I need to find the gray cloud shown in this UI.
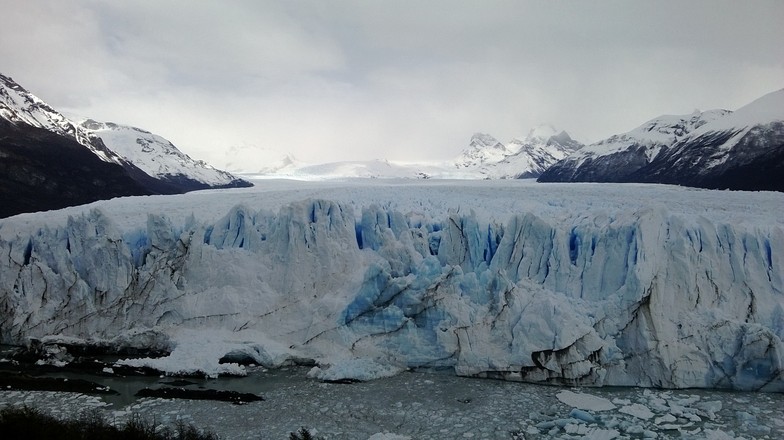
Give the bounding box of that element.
[2,0,782,167]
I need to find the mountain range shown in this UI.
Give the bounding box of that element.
[257,125,583,180]
[0,73,250,218]
[2,70,782,217]
[454,125,583,179]
[258,90,782,191]
[539,89,784,191]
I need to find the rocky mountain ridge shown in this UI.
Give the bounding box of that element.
[539,89,784,191]
[0,73,251,217]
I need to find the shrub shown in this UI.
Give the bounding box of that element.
[289,427,324,440]
[0,406,219,440]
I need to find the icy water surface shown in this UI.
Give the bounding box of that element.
[1,367,783,439]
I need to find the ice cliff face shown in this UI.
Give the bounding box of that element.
[1,190,782,391]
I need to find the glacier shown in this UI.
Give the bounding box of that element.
[0,180,782,391]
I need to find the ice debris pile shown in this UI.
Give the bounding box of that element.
[0,184,782,390]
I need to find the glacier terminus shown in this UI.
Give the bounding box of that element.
[0,179,782,392]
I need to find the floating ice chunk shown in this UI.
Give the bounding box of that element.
[115,330,247,378]
[569,408,597,423]
[695,400,723,420]
[565,423,589,434]
[618,403,654,420]
[701,430,741,440]
[535,420,556,430]
[735,411,756,423]
[625,424,645,434]
[582,427,620,440]
[367,434,411,440]
[654,414,677,424]
[556,390,616,411]
[308,358,405,382]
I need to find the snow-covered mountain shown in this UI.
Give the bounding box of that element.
[1,74,152,217]
[538,110,730,183]
[251,126,582,180]
[633,88,784,191]
[79,119,248,190]
[539,88,784,191]
[454,133,513,169]
[1,180,781,391]
[0,73,250,217]
[0,73,127,164]
[454,126,583,178]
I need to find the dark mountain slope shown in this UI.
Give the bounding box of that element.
[0,118,151,218]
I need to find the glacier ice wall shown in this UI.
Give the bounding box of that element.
[1,199,782,391]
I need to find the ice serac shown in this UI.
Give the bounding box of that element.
[1,199,782,390]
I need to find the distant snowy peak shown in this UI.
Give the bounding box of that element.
[590,109,733,158]
[499,129,584,178]
[509,127,583,155]
[469,132,507,151]
[79,119,247,188]
[455,133,511,168]
[0,74,123,164]
[455,126,583,179]
[524,123,560,143]
[703,87,784,131]
[221,144,301,174]
[0,73,74,136]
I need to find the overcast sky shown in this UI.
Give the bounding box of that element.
[2,1,783,168]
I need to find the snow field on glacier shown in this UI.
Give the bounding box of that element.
[1,368,783,439]
[3,179,780,234]
[0,179,782,390]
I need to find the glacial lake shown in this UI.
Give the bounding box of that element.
[1,366,783,439]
